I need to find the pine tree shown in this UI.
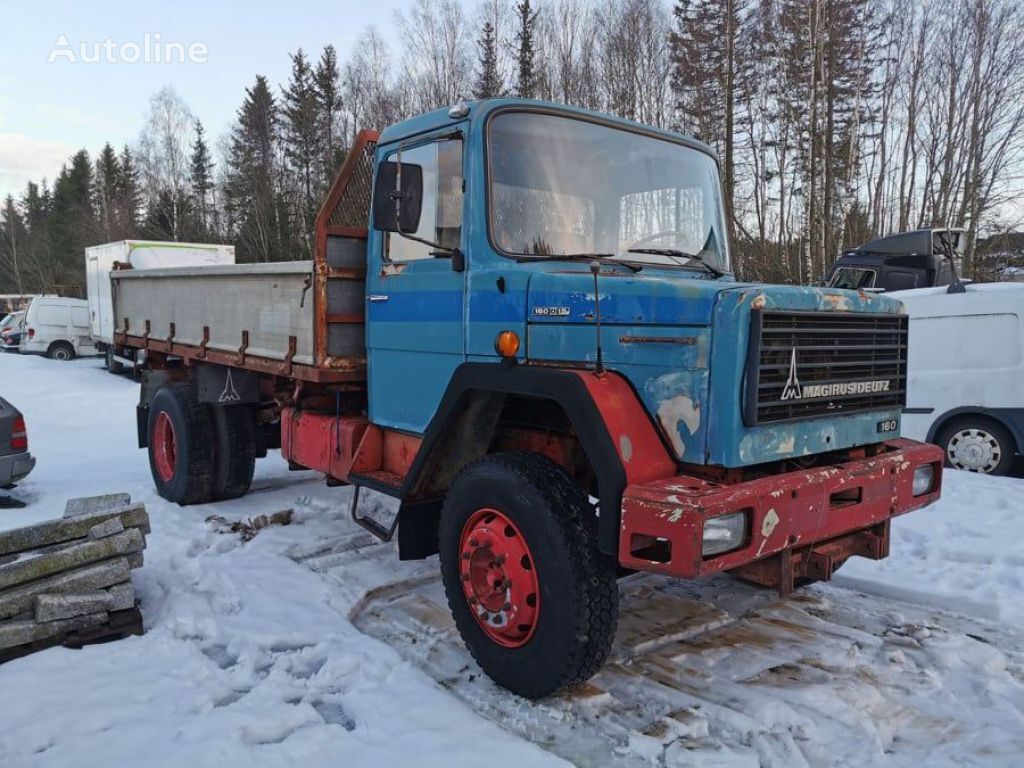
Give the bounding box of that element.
[314,45,344,185]
[189,120,215,238]
[49,150,97,291]
[227,75,284,262]
[474,21,502,98]
[670,0,746,251]
[21,182,52,291]
[0,196,27,293]
[94,143,121,241]
[117,145,141,238]
[515,0,538,98]
[282,50,320,255]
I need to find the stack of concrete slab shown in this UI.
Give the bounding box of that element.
[0,494,149,663]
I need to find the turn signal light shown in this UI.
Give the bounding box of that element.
[495,330,520,358]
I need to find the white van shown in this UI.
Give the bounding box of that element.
[85,240,234,371]
[896,282,1024,475]
[19,297,99,361]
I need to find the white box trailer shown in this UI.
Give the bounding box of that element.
[86,241,235,370]
[895,282,1024,475]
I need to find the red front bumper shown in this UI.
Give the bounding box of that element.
[619,438,943,594]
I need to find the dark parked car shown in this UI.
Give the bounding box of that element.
[0,397,34,487]
[0,311,23,352]
[0,311,24,352]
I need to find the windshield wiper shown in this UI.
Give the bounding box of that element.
[626,248,723,278]
[518,252,641,272]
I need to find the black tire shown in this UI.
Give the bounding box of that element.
[47,341,75,361]
[106,347,124,375]
[935,416,1016,476]
[147,383,215,505]
[439,452,619,699]
[211,404,257,500]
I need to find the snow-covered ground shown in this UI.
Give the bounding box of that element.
[1,351,1022,767]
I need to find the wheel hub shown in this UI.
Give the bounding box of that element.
[948,428,1000,473]
[459,508,539,648]
[152,411,178,482]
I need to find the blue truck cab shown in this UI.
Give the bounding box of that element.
[136,98,945,699]
[365,100,909,466]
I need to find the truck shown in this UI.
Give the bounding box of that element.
[85,240,235,373]
[828,228,965,292]
[114,99,944,699]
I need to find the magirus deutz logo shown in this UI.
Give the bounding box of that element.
[780,348,891,401]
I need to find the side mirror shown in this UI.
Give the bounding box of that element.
[372,160,423,234]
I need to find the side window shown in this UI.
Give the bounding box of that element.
[37,305,66,325]
[883,271,918,291]
[386,138,463,263]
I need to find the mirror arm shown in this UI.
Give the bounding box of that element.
[393,232,464,272]
[395,229,454,254]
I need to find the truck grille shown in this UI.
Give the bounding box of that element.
[744,310,908,425]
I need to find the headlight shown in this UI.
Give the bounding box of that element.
[702,512,748,557]
[912,464,935,496]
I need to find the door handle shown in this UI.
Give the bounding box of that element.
[368,295,389,302]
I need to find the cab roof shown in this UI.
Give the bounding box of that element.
[377,98,718,161]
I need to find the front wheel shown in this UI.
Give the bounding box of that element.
[439,452,618,699]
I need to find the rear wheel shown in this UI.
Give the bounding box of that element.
[106,347,124,375]
[47,342,75,361]
[936,417,1015,476]
[439,452,618,699]
[211,404,257,500]
[147,383,215,504]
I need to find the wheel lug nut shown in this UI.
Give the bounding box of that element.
[503,579,513,588]
[469,538,479,547]
[503,602,512,611]
[494,555,506,565]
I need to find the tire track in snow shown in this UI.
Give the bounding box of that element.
[291,523,1024,767]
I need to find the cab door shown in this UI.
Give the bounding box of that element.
[365,132,467,433]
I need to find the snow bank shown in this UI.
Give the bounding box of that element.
[0,353,561,767]
[836,469,1024,629]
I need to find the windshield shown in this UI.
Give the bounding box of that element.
[829,267,876,290]
[487,111,729,273]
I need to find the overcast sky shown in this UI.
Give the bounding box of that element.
[0,0,412,200]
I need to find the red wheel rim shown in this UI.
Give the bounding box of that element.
[459,508,540,648]
[152,411,177,483]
